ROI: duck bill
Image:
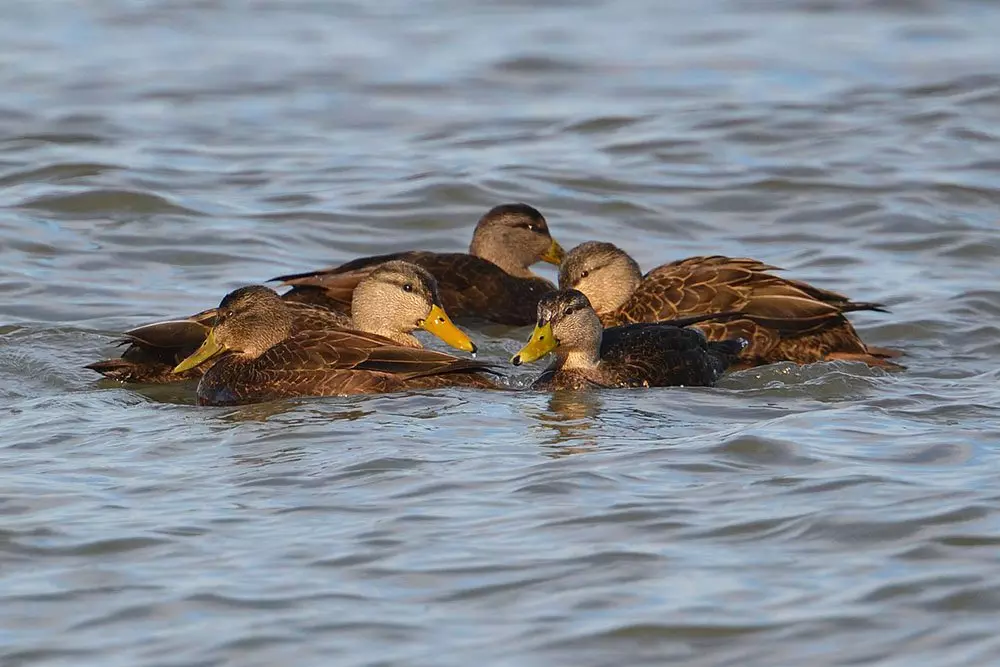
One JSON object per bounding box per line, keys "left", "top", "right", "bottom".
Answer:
{"left": 511, "top": 322, "right": 557, "bottom": 366}
{"left": 189, "top": 307, "right": 219, "bottom": 325}
{"left": 540, "top": 239, "right": 566, "bottom": 266}
{"left": 420, "top": 304, "right": 477, "bottom": 353}
{"left": 172, "top": 329, "right": 227, "bottom": 374}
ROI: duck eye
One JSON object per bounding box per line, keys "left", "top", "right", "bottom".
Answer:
{"left": 526, "top": 224, "right": 536, "bottom": 232}
{"left": 579, "top": 270, "right": 589, "bottom": 279}
{"left": 563, "top": 307, "right": 574, "bottom": 316}
{"left": 403, "top": 283, "right": 414, "bottom": 293}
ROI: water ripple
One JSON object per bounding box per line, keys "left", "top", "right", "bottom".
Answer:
{"left": 2, "top": 0, "right": 1000, "bottom": 666}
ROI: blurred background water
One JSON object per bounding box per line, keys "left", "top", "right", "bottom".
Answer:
{"left": 2, "top": 1, "right": 1000, "bottom": 665}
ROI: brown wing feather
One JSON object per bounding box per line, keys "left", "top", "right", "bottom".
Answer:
{"left": 272, "top": 251, "right": 429, "bottom": 283}
{"left": 252, "top": 328, "right": 497, "bottom": 376}
{"left": 278, "top": 263, "right": 390, "bottom": 312}
{"left": 85, "top": 315, "right": 216, "bottom": 383}
{"left": 275, "top": 252, "right": 552, "bottom": 325}
{"left": 196, "top": 329, "right": 500, "bottom": 405}
{"left": 87, "top": 303, "right": 354, "bottom": 384}
{"left": 285, "top": 302, "right": 352, "bottom": 330}
{"left": 665, "top": 255, "right": 782, "bottom": 272}
{"left": 694, "top": 319, "right": 781, "bottom": 368}
{"left": 603, "top": 256, "right": 899, "bottom": 367}
{"left": 123, "top": 318, "right": 212, "bottom": 349}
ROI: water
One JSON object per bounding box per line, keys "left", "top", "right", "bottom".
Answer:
{"left": 3, "top": 0, "right": 1000, "bottom": 665}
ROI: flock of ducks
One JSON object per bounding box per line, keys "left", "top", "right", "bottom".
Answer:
{"left": 87, "top": 203, "right": 902, "bottom": 406}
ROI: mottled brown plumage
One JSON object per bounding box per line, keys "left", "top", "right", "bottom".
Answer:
{"left": 559, "top": 242, "right": 902, "bottom": 369}
{"left": 511, "top": 290, "right": 746, "bottom": 390}
{"left": 87, "top": 262, "right": 478, "bottom": 384}
{"left": 273, "top": 203, "right": 564, "bottom": 325}
{"left": 174, "top": 286, "right": 499, "bottom": 406}
{"left": 86, "top": 303, "right": 349, "bottom": 384}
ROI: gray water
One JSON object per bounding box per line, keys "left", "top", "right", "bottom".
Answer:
{"left": 3, "top": 1, "right": 1000, "bottom": 665}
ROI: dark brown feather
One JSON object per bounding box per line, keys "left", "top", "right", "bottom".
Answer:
{"left": 533, "top": 321, "right": 745, "bottom": 391}
{"left": 86, "top": 303, "right": 352, "bottom": 384}
{"left": 276, "top": 251, "right": 553, "bottom": 325}
{"left": 196, "top": 328, "right": 500, "bottom": 406}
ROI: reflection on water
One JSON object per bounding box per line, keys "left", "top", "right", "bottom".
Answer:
{"left": 532, "top": 390, "right": 603, "bottom": 456}
{"left": 229, "top": 444, "right": 309, "bottom": 468}
{"left": 215, "top": 400, "right": 374, "bottom": 425}
{"left": 3, "top": 0, "right": 1000, "bottom": 665}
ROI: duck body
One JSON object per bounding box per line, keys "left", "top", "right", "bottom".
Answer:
{"left": 560, "top": 244, "right": 901, "bottom": 369}
{"left": 510, "top": 290, "right": 746, "bottom": 391}
{"left": 278, "top": 251, "right": 554, "bottom": 325}
{"left": 272, "top": 203, "right": 564, "bottom": 326}
{"left": 86, "top": 302, "right": 351, "bottom": 384}
{"left": 194, "top": 328, "right": 498, "bottom": 406}
{"left": 87, "top": 261, "right": 480, "bottom": 385}
{"left": 530, "top": 322, "right": 746, "bottom": 390}
{"left": 162, "top": 285, "right": 497, "bottom": 406}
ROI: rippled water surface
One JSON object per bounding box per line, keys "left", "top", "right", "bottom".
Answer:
{"left": 3, "top": 1, "right": 1000, "bottom": 665}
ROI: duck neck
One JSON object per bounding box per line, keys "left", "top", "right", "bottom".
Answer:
{"left": 558, "top": 347, "right": 601, "bottom": 371}
{"left": 556, "top": 326, "right": 603, "bottom": 371}
{"left": 600, "top": 273, "right": 640, "bottom": 313}
{"left": 469, "top": 238, "right": 534, "bottom": 279}
{"left": 350, "top": 311, "right": 421, "bottom": 348}
{"left": 589, "top": 255, "right": 642, "bottom": 314}
{"left": 237, "top": 310, "right": 293, "bottom": 359}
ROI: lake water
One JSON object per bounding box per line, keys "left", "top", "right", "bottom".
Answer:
{"left": 3, "top": 1, "right": 1000, "bottom": 665}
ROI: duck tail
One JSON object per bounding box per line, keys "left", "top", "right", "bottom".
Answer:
{"left": 840, "top": 301, "right": 891, "bottom": 314}
{"left": 84, "top": 359, "right": 193, "bottom": 384}
{"left": 866, "top": 344, "right": 904, "bottom": 359}
{"left": 85, "top": 359, "right": 144, "bottom": 382}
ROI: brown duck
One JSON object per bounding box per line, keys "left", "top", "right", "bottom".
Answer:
{"left": 172, "top": 286, "right": 500, "bottom": 406}
{"left": 511, "top": 289, "right": 746, "bottom": 390}
{"left": 87, "top": 261, "right": 477, "bottom": 384}
{"left": 558, "top": 241, "right": 902, "bottom": 369}
{"left": 272, "top": 203, "right": 564, "bottom": 325}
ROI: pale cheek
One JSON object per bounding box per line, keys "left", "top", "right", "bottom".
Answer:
{"left": 575, "top": 277, "right": 596, "bottom": 299}
{"left": 406, "top": 295, "right": 430, "bottom": 321}
{"left": 215, "top": 329, "right": 232, "bottom": 347}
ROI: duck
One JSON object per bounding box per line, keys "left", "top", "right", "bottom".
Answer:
{"left": 87, "top": 261, "right": 477, "bottom": 384}
{"left": 510, "top": 289, "right": 746, "bottom": 390}
{"left": 172, "top": 285, "right": 500, "bottom": 405}
{"left": 557, "top": 241, "right": 902, "bottom": 369}
{"left": 272, "top": 203, "right": 565, "bottom": 325}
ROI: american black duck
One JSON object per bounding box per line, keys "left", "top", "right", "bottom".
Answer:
{"left": 273, "top": 203, "right": 565, "bottom": 325}
{"left": 87, "top": 261, "right": 477, "bottom": 384}
{"left": 172, "top": 285, "right": 499, "bottom": 405}
{"left": 558, "top": 241, "right": 902, "bottom": 369}
{"left": 510, "top": 289, "right": 746, "bottom": 390}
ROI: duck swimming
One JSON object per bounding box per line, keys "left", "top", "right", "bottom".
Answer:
{"left": 172, "top": 285, "right": 500, "bottom": 406}
{"left": 511, "top": 289, "right": 746, "bottom": 390}
{"left": 558, "top": 241, "right": 902, "bottom": 369}
{"left": 273, "top": 203, "right": 565, "bottom": 325}
{"left": 87, "top": 261, "right": 476, "bottom": 384}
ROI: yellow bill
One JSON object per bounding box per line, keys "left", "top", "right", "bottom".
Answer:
{"left": 541, "top": 239, "right": 565, "bottom": 265}
{"left": 511, "top": 322, "right": 556, "bottom": 366}
{"left": 420, "top": 304, "right": 477, "bottom": 354}
{"left": 173, "top": 329, "right": 227, "bottom": 374}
